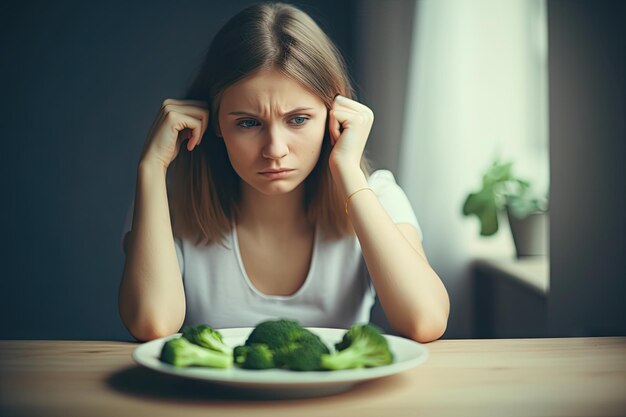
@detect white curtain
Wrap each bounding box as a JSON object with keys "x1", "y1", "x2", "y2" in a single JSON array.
[{"x1": 398, "y1": 0, "x2": 549, "y2": 337}]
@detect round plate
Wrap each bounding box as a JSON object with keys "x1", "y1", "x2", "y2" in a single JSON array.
[{"x1": 132, "y1": 327, "x2": 429, "y2": 398}]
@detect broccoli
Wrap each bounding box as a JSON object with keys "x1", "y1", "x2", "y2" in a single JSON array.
[
  {"x1": 233, "y1": 343, "x2": 275, "y2": 369},
  {"x1": 245, "y1": 319, "x2": 304, "y2": 350},
  {"x1": 243, "y1": 319, "x2": 330, "y2": 371},
  {"x1": 181, "y1": 324, "x2": 232, "y2": 355},
  {"x1": 233, "y1": 345, "x2": 248, "y2": 365},
  {"x1": 160, "y1": 336, "x2": 233, "y2": 368},
  {"x1": 275, "y1": 336, "x2": 330, "y2": 371},
  {"x1": 320, "y1": 324, "x2": 394, "y2": 370}
]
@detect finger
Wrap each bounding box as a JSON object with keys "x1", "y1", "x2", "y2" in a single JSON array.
[
  {"x1": 162, "y1": 98, "x2": 209, "y2": 109},
  {"x1": 328, "y1": 109, "x2": 341, "y2": 145},
  {"x1": 330, "y1": 99, "x2": 360, "y2": 119},
  {"x1": 334, "y1": 95, "x2": 373, "y2": 116},
  {"x1": 329, "y1": 108, "x2": 356, "y2": 126},
  {"x1": 166, "y1": 112, "x2": 204, "y2": 151},
  {"x1": 162, "y1": 103, "x2": 209, "y2": 145},
  {"x1": 332, "y1": 108, "x2": 374, "y2": 133}
]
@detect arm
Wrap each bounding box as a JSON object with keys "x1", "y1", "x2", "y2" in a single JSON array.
[
  {"x1": 328, "y1": 95, "x2": 449, "y2": 343},
  {"x1": 119, "y1": 99, "x2": 208, "y2": 341},
  {"x1": 119, "y1": 161, "x2": 186, "y2": 341},
  {"x1": 330, "y1": 166, "x2": 449, "y2": 343}
]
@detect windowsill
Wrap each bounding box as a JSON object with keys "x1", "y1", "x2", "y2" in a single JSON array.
[{"x1": 472, "y1": 256, "x2": 550, "y2": 296}]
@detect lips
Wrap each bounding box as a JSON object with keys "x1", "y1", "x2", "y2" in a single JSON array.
[
  {"x1": 259, "y1": 168, "x2": 293, "y2": 173},
  {"x1": 258, "y1": 168, "x2": 295, "y2": 179}
]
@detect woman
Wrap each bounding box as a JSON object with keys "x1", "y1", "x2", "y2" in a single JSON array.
[{"x1": 119, "y1": 2, "x2": 449, "y2": 343}]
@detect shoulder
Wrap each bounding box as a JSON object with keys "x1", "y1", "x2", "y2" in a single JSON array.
[
  {"x1": 366, "y1": 169, "x2": 424, "y2": 242},
  {"x1": 367, "y1": 169, "x2": 403, "y2": 193}
]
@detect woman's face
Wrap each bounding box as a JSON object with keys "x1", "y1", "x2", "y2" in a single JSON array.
[{"x1": 218, "y1": 68, "x2": 328, "y2": 196}]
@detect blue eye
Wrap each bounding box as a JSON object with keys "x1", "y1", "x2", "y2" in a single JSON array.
[
  {"x1": 290, "y1": 116, "x2": 309, "y2": 126},
  {"x1": 237, "y1": 119, "x2": 260, "y2": 129}
]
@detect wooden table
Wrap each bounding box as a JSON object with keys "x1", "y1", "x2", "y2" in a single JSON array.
[{"x1": 1, "y1": 338, "x2": 625, "y2": 417}]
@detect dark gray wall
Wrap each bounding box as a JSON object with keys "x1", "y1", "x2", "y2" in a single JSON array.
[
  {"x1": 0, "y1": 1, "x2": 362, "y2": 341},
  {"x1": 547, "y1": 0, "x2": 626, "y2": 336}
]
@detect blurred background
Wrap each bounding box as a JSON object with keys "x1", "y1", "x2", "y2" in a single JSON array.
[{"x1": 1, "y1": 0, "x2": 624, "y2": 341}]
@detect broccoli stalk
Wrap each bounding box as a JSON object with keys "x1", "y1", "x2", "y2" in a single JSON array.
[
  {"x1": 182, "y1": 324, "x2": 232, "y2": 355},
  {"x1": 160, "y1": 337, "x2": 233, "y2": 368},
  {"x1": 320, "y1": 324, "x2": 394, "y2": 370}
]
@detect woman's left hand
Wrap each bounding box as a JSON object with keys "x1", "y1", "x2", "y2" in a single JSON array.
[{"x1": 328, "y1": 95, "x2": 374, "y2": 171}]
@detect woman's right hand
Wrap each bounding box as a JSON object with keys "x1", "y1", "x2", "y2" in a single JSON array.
[{"x1": 139, "y1": 99, "x2": 209, "y2": 169}]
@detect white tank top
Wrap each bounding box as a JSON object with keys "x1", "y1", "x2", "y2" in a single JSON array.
[{"x1": 121, "y1": 170, "x2": 422, "y2": 329}]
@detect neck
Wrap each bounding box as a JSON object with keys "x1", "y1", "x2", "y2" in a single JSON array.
[{"x1": 237, "y1": 182, "x2": 311, "y2": 237}]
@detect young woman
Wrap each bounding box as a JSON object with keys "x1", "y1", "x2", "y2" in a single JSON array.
[{"x1": 119, "y1": 2, "x2": 449, "y2": 343}]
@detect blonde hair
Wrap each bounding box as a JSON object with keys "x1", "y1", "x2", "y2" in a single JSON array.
[{"x1": 168, "y1": 2, "x2": 371, "y2": 245}]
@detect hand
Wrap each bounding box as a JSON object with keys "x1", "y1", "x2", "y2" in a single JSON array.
[
  {"x1": 139, "y1": 99, "x2": 209, "y2": 169},
  {"x1": 328, "y1": 95, "x2": 374, "y2": 171}
]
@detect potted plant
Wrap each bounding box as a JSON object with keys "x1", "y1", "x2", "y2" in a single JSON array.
[{"x1": 462, "y1": 159, "x2": 549, "y2": 257}]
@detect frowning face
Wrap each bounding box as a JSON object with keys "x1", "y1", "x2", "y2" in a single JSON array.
[{"x1": 218, "y1": 67, "x2": 328, "y2": 196}]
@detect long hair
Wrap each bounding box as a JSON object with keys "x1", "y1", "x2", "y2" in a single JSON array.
[{"x1": 168, "y1": 2, "x2": 371, "y2": 245}]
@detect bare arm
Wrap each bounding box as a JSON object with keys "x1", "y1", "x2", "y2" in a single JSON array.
[
  {"x1": 119, "y1": 161, "x2": 186, "y2": 341},
  {"x1": 119, "y1": 99, "x2": 208, "y2": 341},
  {"x1": 327, "y1": 95, "x2": 449, "y2": 343},
  {"x1": 333, "y1": 167, "x2": 450, "y2": 343}
]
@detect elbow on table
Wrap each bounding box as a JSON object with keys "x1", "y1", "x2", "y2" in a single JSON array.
[
  {"x1": 404, "y1": 315, "x2": 448, "y2": 344},
  {"x1": 119, "y1": 301, "x2": 185, "y2": 342},
  {"x1": 130, "y1": 327, "x2": 173, "y2": 342},
  {"x1": 123, "y1": 318, "x2": 181, "y2": 342}
]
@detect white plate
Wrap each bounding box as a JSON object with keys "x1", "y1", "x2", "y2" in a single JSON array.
[{"x1": 132, "y1": 327, "x2": 429, "y2": 398}]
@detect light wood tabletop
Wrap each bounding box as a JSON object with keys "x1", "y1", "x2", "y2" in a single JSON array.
[{"x1": 1, "y1": 337, "x2": 625, "y2": 417}]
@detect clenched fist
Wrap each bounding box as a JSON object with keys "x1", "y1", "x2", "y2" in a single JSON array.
[{"x1": 139, "y1": 99, "x2": 209, "y2": 169}]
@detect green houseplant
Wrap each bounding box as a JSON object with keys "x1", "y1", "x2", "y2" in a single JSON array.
[{"x1": 462, "y1": 159, "x2": 549, "y2": 256}]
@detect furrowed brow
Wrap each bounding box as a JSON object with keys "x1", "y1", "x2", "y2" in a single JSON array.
[{"x1": 228, "y1": 107, "x2": 315, "y2": 117}]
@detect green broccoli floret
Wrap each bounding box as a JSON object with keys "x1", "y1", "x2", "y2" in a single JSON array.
[
  {"x1": 160, "y1": 336, "x2": 233, "y2": 368},
  {"x1": 245, "y1": 319, "x2": 305, "y2": 350},
  {"x1": 182, "y1": 324, "x2": 232, "y2": 355},
  {"x1": 233, "y1": 345, "x2": 248, "y2": 365},
  {"x1": 320, "y1": 324, "x2": 393, "y2": 370},
  {"x1": 276, "y1": 335, "x2": 330, "y2": 371},
  {"x1": 233, "y1": 343, "x2": 275, "y2": 369},
  {"x1": 243, "y1": 319, "x2": 330, "y2": 371}
]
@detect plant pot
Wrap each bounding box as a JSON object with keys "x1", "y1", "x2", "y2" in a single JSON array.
[{"x1": 506, "y1": 206, "x2": 549, "y2": 258}]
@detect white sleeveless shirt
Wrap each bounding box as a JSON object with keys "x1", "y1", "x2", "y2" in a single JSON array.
[{"x1": 121, "y1": 170, "x2": 422, "y2": 329}]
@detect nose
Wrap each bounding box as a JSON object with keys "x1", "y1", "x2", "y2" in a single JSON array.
[{"x1": 261, "y1": 125, "x2": 289, "y2": 160}]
